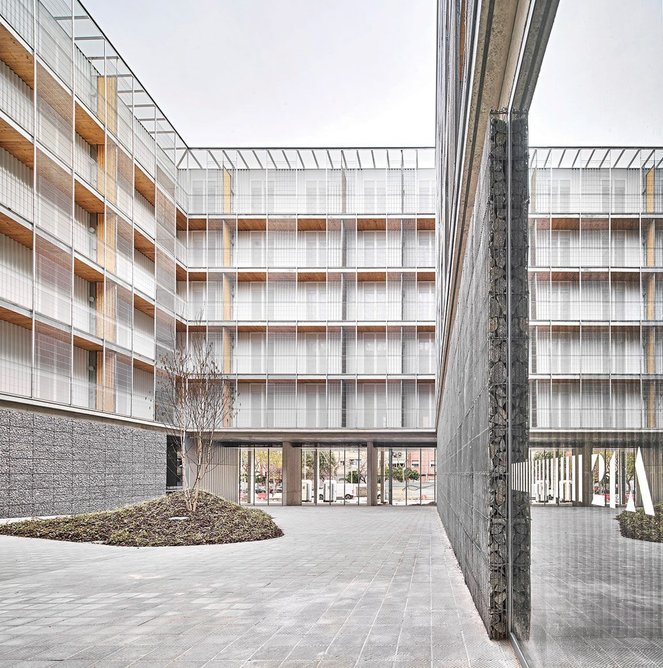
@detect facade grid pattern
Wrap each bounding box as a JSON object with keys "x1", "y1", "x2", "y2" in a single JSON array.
[
  {"x1": 0, "y1": 0, "x2": 436, "y2": 435},
  {"x1": 529, "y1": 147, "x2": 663, "y2": 437}
]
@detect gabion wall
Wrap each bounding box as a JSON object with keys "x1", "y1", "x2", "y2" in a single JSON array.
[
  {"x1": 0, "y1": 406, "x2": 166, "y2": 518},
  {"x1": 437, "y1": 113, "x2": 530, "y2": 639}
]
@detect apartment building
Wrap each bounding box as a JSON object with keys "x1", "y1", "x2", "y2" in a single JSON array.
[
  {"x1": 530, "y1": 147, "x2": 663, "y2": 431},
  {"x1": 502, "y1": 145, "x2": 663, "y2": 667},
  {"x1": 528, "y1": 146, "x2": 663, "y2": 506},
  {"x1": 0, "y1": 0, "x2": 436, "y2": 516}
]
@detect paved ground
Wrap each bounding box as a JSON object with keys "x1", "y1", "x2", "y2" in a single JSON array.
[
  {"x1": 520, "y1": 506, "x2": 663, "y2": 668},
  {"x1": 0, "y1": 506, "x2": 517, "y2": 667}
]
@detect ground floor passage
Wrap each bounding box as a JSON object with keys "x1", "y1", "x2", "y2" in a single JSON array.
[
  {"x1": 0, "y1": 507, "x2": 516, "y2": 667},
  {"x1": 168, "y1": 442, "x2": 438, "y2": 507},
  {"x1": 239, "y1": 446, "x2": 437, "y2": 506}
]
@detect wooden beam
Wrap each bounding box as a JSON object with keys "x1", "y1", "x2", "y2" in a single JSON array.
[
  {"x1": 134, "y1": 163, "x2": 155, "y2": 206},
  {"x1": 0, "y1": 211, "x2": 32, "y2": 248},
  {"x1": 73, "y1": 333, "x2": 102, "y2": 352},
  {"x1": 611, "y1": 217, "x2": 640, "y2": 230},
  {"x1": 233, "y1": 324, "x2": 264, "y2": 332},
  {"x1": 134, "y1": 226, "x2": 156, "y2": 261},
  {"x1": 73, "y1": 256, "x2": 103, "y2": 282},
  {"x1": 610, "y1": 271, "x2": 641, "y2": 282},
  {"x1": 298, "y1": 271, "x2": 326, "y2": 282},
  {"x1": 0, "y1": 23, "x2": 34, "y2": 86},
  {"x1": 74, "y1": 177, "x2": 104, "y2": 214},
  {"x1": 416, "y1": 217, "x2": 435, "y2": 230},
  {"x1": 357, "y1": 218, "x2": 386, "y2": 231},
  {"x1": 176, "y1": 206, "x2": 187, "y2": 230},
  {"x1": 237, "y1": 271, "x2": 266, "y2": 282},
  {"x1": 237, "y1": 218, "x2": 267, "y2": 231},
  {"x1": 134, "y1": 292, "x2": 155, "y2": 317},
  {"x1": 356, "y1": 324, "x2": 388, "y2": 333},
  {"x1": 0, "y1": 116, "x2": 33, "y2": 167},
  {"x1": 186, "y1": 217, "x2": 206, "y2": 230},
  {"x1": 176, "y1": 262, "x2": 187, "y2": 281},
  {"x1": 296, "y1": 325, "x2": 326, "y2": 332},
  {"x1": 297, "y1": 218, "x2": 326, "y2": 231},
  {"x1": 133, "y1": 357, "x2": 155, "y2": 373},
  {"x1": 75, "y1": 100, "x2": 105, "y2": 146},
  {"x1": 357, "y1": 271, "x2": 387, "y2": 282},
  {"x1": 548, "y1": 216, "x2": 583, "y2": 230},
  {"x1": 0, "y1": 304, "x2": 31, "y2": 329}
]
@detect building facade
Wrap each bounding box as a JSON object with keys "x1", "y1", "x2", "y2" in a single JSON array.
[
  {"x1": 3, "y1": 0, "x2": 661, "y2": 665},
  {"x1": 529, "y1": 146, "x2": 663, "y2": 440},
  {"x1": 0, "y1": 0, "x2": 436, "y2": 517},
  {"x1": 518, "y1": 146, "x2": 663, "y2": 668},
  {"x1": 434, "y1": 1, "x2": 662, "y2": 665}
]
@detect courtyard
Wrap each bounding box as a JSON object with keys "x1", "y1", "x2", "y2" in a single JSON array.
[{"x1": 0, "y1": 507, "x2": 516, "y2": 667}]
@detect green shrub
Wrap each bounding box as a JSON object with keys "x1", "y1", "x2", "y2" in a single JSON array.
[
  {"x1": 615, "y1": 503, "x2": 663, "y2": 543},
  {"x1": 391, "y1": 467, "x2": 420, "y2": 482}
]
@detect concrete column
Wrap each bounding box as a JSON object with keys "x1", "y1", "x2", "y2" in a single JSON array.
[
  {"x1": 366, "y1": 442, "x2": 378, "y2": 506},
  {"x1": 313, "y1": 449, "x2": 320, "y2": 504},
  {"x1": 282, "y1": 441, "x2": 302, "y2": 506},
  {"x1": 248, "y1": 449, "x2": 255, "y2": 505},
  {"x1": 572, "y1": 443, "x2": 594, "y2": 507}
]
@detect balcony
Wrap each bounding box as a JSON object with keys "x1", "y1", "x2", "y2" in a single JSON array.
[
  {"x1": 0, "y1": 59, "x2": 32, "y2": 134},
  {"x1": 134, "y1": 192, "x2": 155, "y2": 238},
  {"x1": 72, "y1": 300, "x2": 96, "y2": 337},
  {"x1": 74, "y1": 133, "x2": 98, "y2": 191},
  {"x1": 133, "y1": 329, "x2": 155, "y2": 360},
  {"x1": 0, "y1": 144, "x2": 32, "y2": 222}
]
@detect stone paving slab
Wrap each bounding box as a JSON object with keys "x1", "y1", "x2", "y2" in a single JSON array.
[
  {"x1": 517, "y1": 506, "x2": 663, "y2": 668},
  {"x1": 0, "y1": 506, "x2": 517, "y2": 667}
]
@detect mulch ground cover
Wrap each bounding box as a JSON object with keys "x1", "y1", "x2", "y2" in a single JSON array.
[{"x1": 0, "y1": 492, "x2": 284, "y2": 547}]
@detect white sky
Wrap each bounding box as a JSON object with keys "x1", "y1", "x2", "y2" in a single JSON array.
[
  {"x1": 81, "y1": 0, "x2": 437, "y2": 148},
  {"x1": 81, "y1": 0, "x2": 663, "y2": 149},
  {"x1": 529, "y1": 0, "x2": 663, "y2": 146}
]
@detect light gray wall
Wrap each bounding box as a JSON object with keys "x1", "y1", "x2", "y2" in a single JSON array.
[{"x1": 0, "y1": 406, "x2": 166, "y2": 518}]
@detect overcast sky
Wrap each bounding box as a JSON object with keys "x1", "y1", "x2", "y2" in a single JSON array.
[
  {"x1": 82, "y1": 0, "x2": 663, "y2": 149},
  {"x1": 82, "y1": 0, "x2": 437, "y2": 147},
  {"x1": 529, "y1": 0, "x2": 663, "y2": 146}
]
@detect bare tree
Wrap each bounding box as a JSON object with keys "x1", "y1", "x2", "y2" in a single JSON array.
[{"x1": 157, "y1": 339, "x2": 235, "y2": 513}]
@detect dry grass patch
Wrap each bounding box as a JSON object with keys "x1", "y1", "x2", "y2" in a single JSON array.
[{"x1": 0, "y1": 492, "x2": 283, "y2": 547}]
